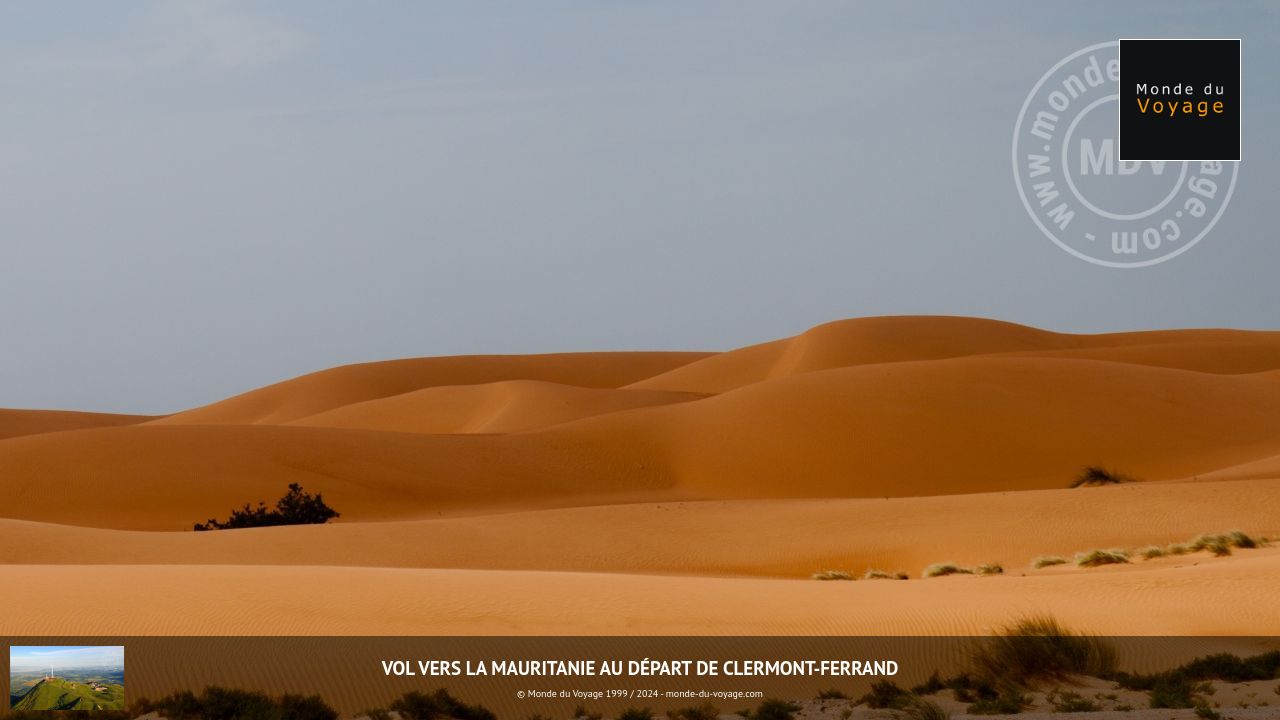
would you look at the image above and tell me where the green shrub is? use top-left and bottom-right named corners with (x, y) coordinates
top-left (1031, 555), bottom-right (1068, 569)
top-left (857, 680), bottom-right (911, 709)
top-left (975, 562), bottom-right (1004, 576)
top-left (911, 671), bottom-right (947, 696)
top-left (1149, 675), bottom-right (1197, 709)
top-left (923, 562), bottom-right (973, 578)
top-left (1075, 548), bottom-right (1130, 567)
top-left (970, 615), bottom-right (1118, 687)
top-left (862, 568), bottom-right (909, 580)
top-left (1139, 544), bottom-right (1165, 560)
top-left (904, 699), bottom-right (952, 720)
top-left (194, 483), bottom-right (340, 531)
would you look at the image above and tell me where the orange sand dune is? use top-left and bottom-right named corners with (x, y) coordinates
top-left (0, 408), bottom-right (153, 441)
top-left (290, 380), bottom-right (705, 434)
top-left (0, 423), bottom-right (672, 530)
top-left (5, 316), bottom-right (1280, 639)
top-left (3, 553), bottom-right (1278, 636)
top-left (629, 316), bottom-right (1280, 393)
top-left (3, 478), bottom-right (1277, 578)
top-left (4, 357), bottom-right (1280, 530)
top-left (616, 357), bottom-right (1280, 499)
top-left (152, 351), bottom-right (710, 426)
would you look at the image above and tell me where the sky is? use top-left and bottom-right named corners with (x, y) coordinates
top-left (9, 646), bottom-right (125, 671)
top-left (2, 1), bottom-right (1278, 414)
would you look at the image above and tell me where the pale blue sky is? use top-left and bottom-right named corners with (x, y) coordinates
top-left (9, 645), bottom-right (124, 671)
top-left (2, 1), bottom-right (1277, 413)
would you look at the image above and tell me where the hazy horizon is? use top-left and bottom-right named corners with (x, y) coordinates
top-left (3, 1), bottom-right (1277, 414)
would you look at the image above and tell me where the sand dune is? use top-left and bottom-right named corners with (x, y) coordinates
top-left (4, 316), bottom-right (1280, 639)
top-left (290, 380), bottom-right (705, 434)
top-left (152, 351), bottom-right (710, 425)
top-left (629, 316), bottom-right (1280, 393)
top-left (3, 553), bottom-right (1278, 636)
top-left (0, 408), bottom-right (152, 441)
top-left (3, 478), bottom-right (1277, 578)
top-left (4, 356), bottom-right (1280, 530)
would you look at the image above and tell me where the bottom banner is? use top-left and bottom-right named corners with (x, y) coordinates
top-left (4, 635), bottom-right (1280, 718)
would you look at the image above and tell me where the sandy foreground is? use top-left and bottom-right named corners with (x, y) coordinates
top-left (2, 316), bottom-right (1279, 637)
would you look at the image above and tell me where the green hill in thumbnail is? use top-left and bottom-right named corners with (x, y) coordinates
top-left (11, 677), bottom-right (125, 711)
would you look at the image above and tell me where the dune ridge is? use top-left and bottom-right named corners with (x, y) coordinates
top-left (3, 316), bottom-right (1280, 636)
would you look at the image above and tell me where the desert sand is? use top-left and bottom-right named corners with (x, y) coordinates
top-left (2, 316), bottom-right (1279, 637)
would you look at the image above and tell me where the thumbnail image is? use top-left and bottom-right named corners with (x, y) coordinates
top-left (9, 646), bottom-right (125, 712)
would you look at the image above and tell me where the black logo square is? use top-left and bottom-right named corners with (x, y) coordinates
top-left (1119, 39), bottom-right (1241, 161)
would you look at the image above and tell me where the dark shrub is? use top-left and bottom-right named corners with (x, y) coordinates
top-left (751, 699), bottom-right (801, 720)
top-left (857, 680), bottom-right (911, 709)
top-left (195, 483), bottom-right (340, 531)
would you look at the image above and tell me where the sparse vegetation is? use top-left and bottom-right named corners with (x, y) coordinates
top-left (862, 568), bottom-right (909, 580)
top-left (574, 705), bottom-right (603, 720)
top-left (1075, 548), bottom-right (1130, 567)
top-left (815, 689), bottom-right (848, 700)
top-left (970, 615), bottom-right (1117, 687)
top-left (965, 688), bottom-right (1028, 715)
top-left (617, 707), bottom-right (654, 720)
top-left (923, 562), bottom-right (973, 578)
top-left (810, 569), bottom-right (854, 581)
top-left (132, 686), bottom-right (339, 720)
top-left (392, 689), bottom-right (496, 720)
top-left (194, 483), bottom-right (340, 531)
top-left (666, 703), bottom-right (718, 720)
top-left (857, 680), bottom-right (912, 710)
top-left (1071, 465), bottom-right (1134, 488)
top-left (903, 698), bottom-right (951, 720)
top-left (1046, 689), bottom-right (1102, 712)
top-left (975, 562), bottom-right (1004, 576)
top-left (1139, 544), bottom-right (1166, 559)
top-left (1031, 555), bottom-right (1068, 569)
top-left (750, 699), bottom-right (800, 720)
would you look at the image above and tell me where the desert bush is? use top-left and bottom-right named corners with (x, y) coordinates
top-left (617, 707), bottom-right (654, 720)
top-left (194, 483), bottom-right (340, 531)
top-left (574, 705), bottom-right (603, 720)
top-left (131, 686), bottom-right (338, 720)
top-left (815, 689), bottom-right (847, 699)
top-left (1148, 675), bottom-right (1198, 709)
top-left (1167, 542), bottom-right (1193, 555)
top-left (1195, 704), bottom-right (1223, 719)
top-left (1071, 466), bottom-right (1134, 488)
top-left (1139, 544), bottom-right (1166, 560)
top-left (393, 690), bottom-right (496, 720)
top-left (970, 615), bottom-right (1117, 687)
top-left (965, 687), bottom-right (1028, 715)
top-left (975, 562), bottom-right (1004, 576)
top-left (1046, 689), bottom-right (1101, 712)
top-left (1031, 555), bottom-right (1068, 569)
top-left (923, 562), bottom-right (973, 578)
top-left (903, 698), bottom-right (952, 720)
top-left (1075, 548), bottom-right (1130, 567)
top-left (911, 671), bottom-right (947, 696)
top-left (811, 569), bottom-right (853, 580)
top-left (857, 680), bottom-right (912, 709)
top-left (1190, 534), bottom-right (1233, 556)
top-left (751, 699), bottom-right (801, 720)
top-left (862, 568), bottom-right (909, 580)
